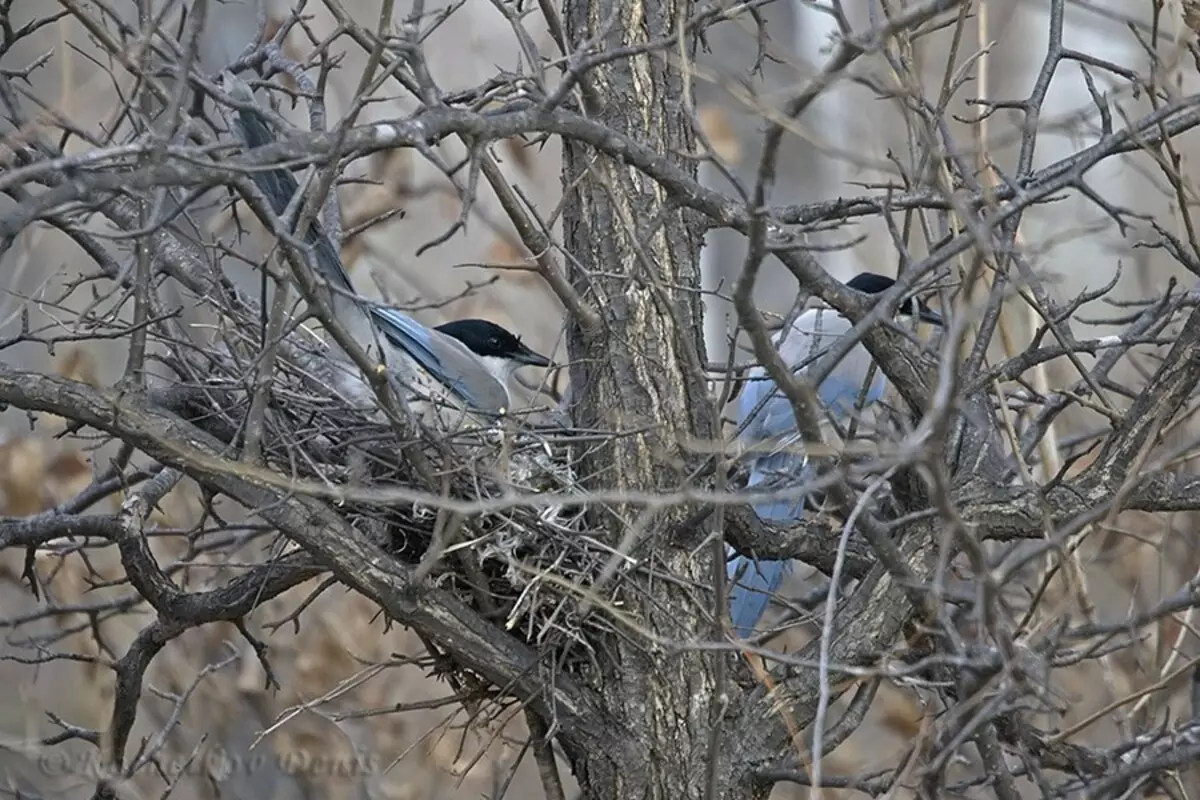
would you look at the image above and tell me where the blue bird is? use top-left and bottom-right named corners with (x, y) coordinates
top-left (222, 73), bottom-right (550, 416)
top-left (727, 273), bottom-right (943, 638)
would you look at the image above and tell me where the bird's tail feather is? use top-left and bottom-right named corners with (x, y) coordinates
top-left (725, 454), bottom-right (809, 637)
top-left (727, 554), bottom-right (790, 639)
top-left (222, 73), bottom-right (355, 297)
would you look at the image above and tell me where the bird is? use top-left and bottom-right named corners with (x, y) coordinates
top-left (372, 312), bottom-right (551, 413)
top-left (727, 272), bottom-right (943, 639)
top-left (220, 73), bottom-right (551, 418)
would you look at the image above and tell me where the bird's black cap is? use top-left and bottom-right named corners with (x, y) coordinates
top-left (435, 319), bottom-right (553, 367)
top-left (846, 272), bottom-right (897, 295)
top-left (845, 272), bottom-right (943, 326)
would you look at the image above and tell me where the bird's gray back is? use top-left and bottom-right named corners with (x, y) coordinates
top-left (740, 309), bottom-right (880, 444)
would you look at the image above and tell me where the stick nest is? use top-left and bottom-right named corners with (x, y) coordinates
top-left (166, 326), bottom-right (624, 671)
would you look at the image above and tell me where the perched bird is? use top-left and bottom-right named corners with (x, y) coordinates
top-left (372, 312), bottom-right (551, 413)
top-left (727, 272), bottom-right (943, 638)
top-left (221, 74), bottom-right (550, 417)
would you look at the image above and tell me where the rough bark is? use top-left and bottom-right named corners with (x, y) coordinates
top-left (557, 0), bottom-right (730, 797)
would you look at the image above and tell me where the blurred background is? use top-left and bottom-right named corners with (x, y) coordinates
top-left (1, 1), bottom-right (1198, 797)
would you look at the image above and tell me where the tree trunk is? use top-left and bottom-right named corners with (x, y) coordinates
top-left (558, 1), bottom-right (744, 798)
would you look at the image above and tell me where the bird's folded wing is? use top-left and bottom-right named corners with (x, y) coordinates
top-left (370, 308), bottom-right (509, 413)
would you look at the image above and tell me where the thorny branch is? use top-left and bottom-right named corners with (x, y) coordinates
top-left (2, 0), bottom-right (1200, 797)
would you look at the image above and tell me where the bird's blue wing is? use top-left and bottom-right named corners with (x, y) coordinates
top-left (370, 307), bottom-right (479, 407)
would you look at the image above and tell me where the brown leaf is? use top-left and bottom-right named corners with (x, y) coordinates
top-left (46, 449), bottom-right (92, 506)
top-left (878, 685), bottom-right (923, 738)
top-left (439, 191), bottom-right (463, 221)
top-left (55, 345), bottom-right (98, 386)
top-left (0, 436), bottom-right (49, 515)
top-left (485, 235), bottom-right (528, 267)
top-left (1185, 0), bottom-right (1200, 36)
top-left (502, 136), bottom-right (533, 175)
top-left (698, 104), bottom-right (741, 163)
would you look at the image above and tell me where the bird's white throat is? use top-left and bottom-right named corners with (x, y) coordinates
top-left (479, 355), bottom-right (523, 385)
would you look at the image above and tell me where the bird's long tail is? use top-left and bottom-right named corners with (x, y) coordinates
top-left (221, 73), bottom-right (355, 296)
top-left (221, 74), bottom-right (389, 406)
top-left (726, 550), bottom-right (790, 639)
top-left (726, 455), bottom-right (805, 638)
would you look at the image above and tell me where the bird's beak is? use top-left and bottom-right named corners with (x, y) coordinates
top-left (919, 307), bottom-right (945, 327)
top-left (514, 345), bottom-right (553, 368)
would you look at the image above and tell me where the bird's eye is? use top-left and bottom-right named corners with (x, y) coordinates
top-left (489, 337), bottom-right (502, 348)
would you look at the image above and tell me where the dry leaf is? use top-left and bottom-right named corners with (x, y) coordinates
top-left (502, 136), bottom-right (533, 175)
top-left (1185, 0), bottom-right (1200, 37)
top-left (0, 436), bottom-right (49, 515)
top-left (877, 685), bottom-right (923, 738)
top-left (698, 104), bottom-right (741, 162)
top-left (439, 191), bottom-right (463, 222)
top-left (485, 236), bottom-right (528, 267)
top-left (55, 345), bottom-right (99, 386)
